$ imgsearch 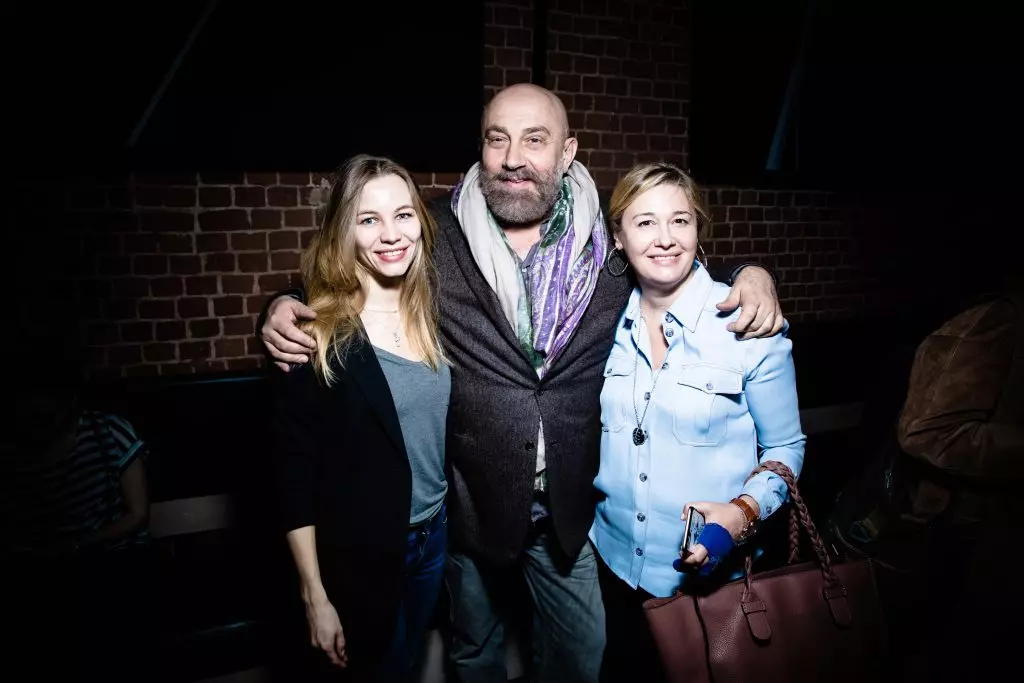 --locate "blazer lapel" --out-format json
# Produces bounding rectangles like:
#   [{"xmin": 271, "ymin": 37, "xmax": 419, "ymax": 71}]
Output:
[
  {"xmin": 344, "ymin": 339, "xmax": 408, "ymax": 458},
  {"xmin": 438, "ymin": 216, "xmax": 537, "ymax": 372}
]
